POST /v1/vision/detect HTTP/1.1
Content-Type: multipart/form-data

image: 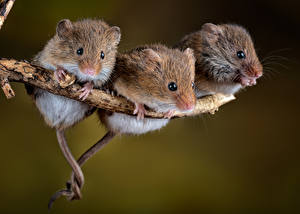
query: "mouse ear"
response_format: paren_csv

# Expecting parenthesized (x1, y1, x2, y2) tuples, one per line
(142, 49, 162, 63)
(201, 23, 222, 42)
(106, 26, 121, 46)
(183, 48, 196, 65)
(201, 23, 222, 35)
(56, 19, 73, 39)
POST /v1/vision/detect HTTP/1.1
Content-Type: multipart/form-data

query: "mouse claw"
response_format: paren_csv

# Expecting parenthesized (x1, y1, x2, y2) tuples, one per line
(105, 89, 116, 96)
(79, 82, 94, 101)
(133, 103, 146, 120)
(54, 67, 67, 82)
(163, 110, 176, 119)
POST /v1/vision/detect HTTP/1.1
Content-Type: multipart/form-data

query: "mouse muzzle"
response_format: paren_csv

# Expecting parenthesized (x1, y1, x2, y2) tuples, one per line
(239, 65, 263, 86)
(175, 93, 196, 112)
(79, 60, 102, 76)
(83, 68, 96, 76)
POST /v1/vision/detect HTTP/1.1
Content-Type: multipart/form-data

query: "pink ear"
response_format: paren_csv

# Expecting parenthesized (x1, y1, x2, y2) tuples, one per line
(106, 26, 121, 45)
(201, 23, 222, 42)
(183, 48, 196, 65)
(201, 23, 222, 35)
(143, 48, 162, 63)
(56, 19, 73, 38)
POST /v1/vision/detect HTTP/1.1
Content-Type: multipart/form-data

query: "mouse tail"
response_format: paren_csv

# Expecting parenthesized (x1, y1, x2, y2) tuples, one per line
(48, 131, 116, 209)
(77, 131, 116, 167)
(67, 131, 116, 200)
(56, 129, 84, 195)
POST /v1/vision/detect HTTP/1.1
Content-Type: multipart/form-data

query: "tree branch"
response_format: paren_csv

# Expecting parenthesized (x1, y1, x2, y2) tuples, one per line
(0, 0, 235, 118)
(0, 58, 235, 118)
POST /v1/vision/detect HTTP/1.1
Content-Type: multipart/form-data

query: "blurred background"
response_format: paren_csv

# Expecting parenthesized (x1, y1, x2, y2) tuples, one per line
(0, 0, 299, 213)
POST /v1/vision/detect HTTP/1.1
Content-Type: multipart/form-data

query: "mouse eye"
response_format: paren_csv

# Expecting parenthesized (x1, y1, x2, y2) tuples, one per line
(168, 82, 177, 91)
(192, 82, 195, 89)
(237, 51, 246, 59)
(76, 48, 84, 56)
(100, 51, 105, 60)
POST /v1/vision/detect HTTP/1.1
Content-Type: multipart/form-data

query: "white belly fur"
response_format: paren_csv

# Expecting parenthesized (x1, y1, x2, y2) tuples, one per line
(35, 89, 91, 129)
(105, 112, 169, 135)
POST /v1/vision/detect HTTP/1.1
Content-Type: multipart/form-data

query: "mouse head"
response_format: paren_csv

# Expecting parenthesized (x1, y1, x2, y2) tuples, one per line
(54, 19, 121, 83)
(139, 47, 196, 112)
(200, 23, 263, 87)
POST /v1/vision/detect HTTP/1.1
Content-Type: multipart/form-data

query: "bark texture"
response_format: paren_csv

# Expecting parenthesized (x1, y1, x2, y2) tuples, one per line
(0, 58, 235, 118)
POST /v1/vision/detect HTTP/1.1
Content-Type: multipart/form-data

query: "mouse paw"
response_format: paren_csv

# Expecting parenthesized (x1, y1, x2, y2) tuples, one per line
(54, 67, 67, 82)
(79, 82, 94, 101)
(163, 110, 176, 119)
(133, 103, 146, 120)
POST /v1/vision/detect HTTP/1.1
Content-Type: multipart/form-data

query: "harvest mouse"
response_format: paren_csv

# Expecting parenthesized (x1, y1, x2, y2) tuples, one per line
(175, 23, 263, 97)
(53, 24, 263, 204)
(26, 18, 121, 203)
(60, 44, 197, 201)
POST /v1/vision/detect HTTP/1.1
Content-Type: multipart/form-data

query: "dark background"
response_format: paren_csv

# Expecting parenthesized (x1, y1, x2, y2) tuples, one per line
(0, 0, 299, 213)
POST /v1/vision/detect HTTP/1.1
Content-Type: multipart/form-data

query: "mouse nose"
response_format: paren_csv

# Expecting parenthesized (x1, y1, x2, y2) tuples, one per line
(80, 60, 101, 76)
(254, 70, 263, 78)
(176, 93, 196, 112)
(83, 67, 96, 76)
(184, 102, 195, 111)
(246, 66, 263, 79)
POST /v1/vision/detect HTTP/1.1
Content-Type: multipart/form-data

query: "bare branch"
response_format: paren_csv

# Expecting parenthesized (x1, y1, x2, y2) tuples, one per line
(0, 58, 235, 118)
(0, 0, 15, 30)
(0, 75, 14, 98)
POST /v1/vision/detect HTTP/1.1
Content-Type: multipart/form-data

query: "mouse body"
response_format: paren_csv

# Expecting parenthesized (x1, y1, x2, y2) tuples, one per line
(61, 44, 196, 201)
(175, 23, 263, 98)
(100, 44, 196, 134)
(30, 18, 121, 129)
(26, 18, 121, 201)
(31, 19, 121, 129)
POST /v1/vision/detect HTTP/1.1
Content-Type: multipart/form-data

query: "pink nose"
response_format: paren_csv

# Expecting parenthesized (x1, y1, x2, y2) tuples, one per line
(184, 103, 195, 111)
(84, 68, 96, 76)
(255, 72, 263, 78)
(176, 94, 196, 112)
(249, 68, 263, 79)
(178, 101, 195, 112)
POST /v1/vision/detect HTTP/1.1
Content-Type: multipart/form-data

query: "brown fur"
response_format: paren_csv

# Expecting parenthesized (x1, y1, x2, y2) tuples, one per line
(175, 23, 263, 96)
(111, 44, 196, 112)
(24, 19, 121, 203)
(27, 18, 121, 129)
(34, 19, 121, 86)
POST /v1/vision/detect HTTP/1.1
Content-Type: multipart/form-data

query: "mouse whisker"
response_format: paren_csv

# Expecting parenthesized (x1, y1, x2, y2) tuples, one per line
(262, 61, 289, 70)
(261, 55, 290, 63)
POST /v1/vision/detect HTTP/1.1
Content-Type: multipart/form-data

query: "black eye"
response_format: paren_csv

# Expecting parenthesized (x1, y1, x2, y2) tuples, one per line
(192, 82, 195, 89)
(76, 48, 83, 56)
(100, 51, 105, 59)
(237, 51, 246, 59)
(168, 82, 177, 91)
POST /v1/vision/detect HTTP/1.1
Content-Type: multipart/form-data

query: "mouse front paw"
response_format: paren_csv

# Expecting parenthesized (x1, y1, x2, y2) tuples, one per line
(133, 103, 146, 120)
(54, 67, 68, 82)
(163, 110, 176, 119)
(79, 82, 94, 101)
